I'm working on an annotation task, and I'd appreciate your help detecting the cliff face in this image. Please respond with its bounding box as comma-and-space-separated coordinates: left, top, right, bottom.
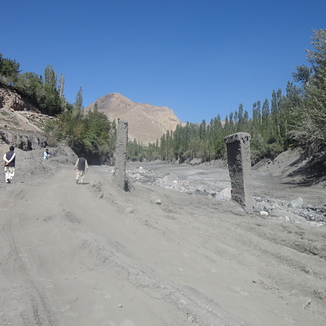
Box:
0, 84, 51, 149
85, 93, 182, 145
0, 82, 39, 112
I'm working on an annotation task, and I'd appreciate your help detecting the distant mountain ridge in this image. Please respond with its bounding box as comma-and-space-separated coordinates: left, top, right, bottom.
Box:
84, 93, 182, 145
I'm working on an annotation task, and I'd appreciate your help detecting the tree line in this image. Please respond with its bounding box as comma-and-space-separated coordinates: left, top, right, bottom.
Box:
128, 29, 326, 166
1, 29, 326, 165
134, 84, 299, 164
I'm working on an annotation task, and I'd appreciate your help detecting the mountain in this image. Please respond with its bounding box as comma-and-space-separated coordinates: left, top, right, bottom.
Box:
84, 93, 182, 145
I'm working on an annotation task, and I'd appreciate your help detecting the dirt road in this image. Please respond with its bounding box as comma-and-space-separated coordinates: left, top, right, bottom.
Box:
0, 152, 325, 325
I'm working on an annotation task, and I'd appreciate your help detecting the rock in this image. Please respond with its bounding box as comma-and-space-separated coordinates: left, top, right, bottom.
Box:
216, 188, 232, 201
189, 158, 202, 165
0, 84, 39, 112
0, 129, 48, 150
150, 197, 162, 205
303, 298, 312, 310
289, 197, 304, 208
126, 163, 326, 224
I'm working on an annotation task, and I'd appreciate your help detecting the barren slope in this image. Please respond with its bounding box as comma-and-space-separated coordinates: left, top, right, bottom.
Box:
85, 93, 182, 144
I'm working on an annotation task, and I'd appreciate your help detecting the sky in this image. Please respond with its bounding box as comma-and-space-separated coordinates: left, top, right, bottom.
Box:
1, 0, 326, 123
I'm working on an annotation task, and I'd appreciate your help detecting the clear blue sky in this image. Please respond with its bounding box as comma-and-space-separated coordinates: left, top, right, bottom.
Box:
2, 0, 325, 123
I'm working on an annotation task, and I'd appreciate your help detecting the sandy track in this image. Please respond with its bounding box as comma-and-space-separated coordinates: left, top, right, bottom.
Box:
0, 159, 326, 326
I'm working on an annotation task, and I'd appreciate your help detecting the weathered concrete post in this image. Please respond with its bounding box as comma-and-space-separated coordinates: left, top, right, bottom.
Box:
224, 132, 253, 213
114, 119, 128, 191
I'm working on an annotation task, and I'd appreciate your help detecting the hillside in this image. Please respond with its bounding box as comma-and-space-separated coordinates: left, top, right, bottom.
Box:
85, 93, 183, 145
0, 84, 54, 149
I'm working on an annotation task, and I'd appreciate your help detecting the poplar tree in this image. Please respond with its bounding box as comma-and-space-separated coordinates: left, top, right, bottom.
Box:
44, 65, 57, 89
261, 99, 270, 127
74, 87, 84, 110
58, 73, 65, 98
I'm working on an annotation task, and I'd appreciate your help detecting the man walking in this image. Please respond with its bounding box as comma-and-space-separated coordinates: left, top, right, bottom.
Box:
3, 146, 16, 183
74, 155, 88, 184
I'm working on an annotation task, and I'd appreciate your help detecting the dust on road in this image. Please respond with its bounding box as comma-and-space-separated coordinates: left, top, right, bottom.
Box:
0, 149, 325, 326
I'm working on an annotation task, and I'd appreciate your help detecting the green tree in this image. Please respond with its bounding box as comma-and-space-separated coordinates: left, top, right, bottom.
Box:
237, 104, 244, 130
74, 87, 83, 110
44, 65, 57, 90
45, 107, 114, 163
41, 65, 63, 115
15, 72, 43, 100
58, 73, 65, 98
292, 65, 311, 86
0, 53, 20, 84
261, 99, 270, 128
291, 29, 326, 156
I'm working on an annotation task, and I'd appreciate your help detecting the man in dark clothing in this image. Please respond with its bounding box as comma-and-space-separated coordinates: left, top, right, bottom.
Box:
3, 146, 16, 183
74, 155, 88, 184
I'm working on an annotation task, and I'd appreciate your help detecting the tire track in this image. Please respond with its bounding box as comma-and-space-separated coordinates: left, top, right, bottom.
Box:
1, 187, 56, 326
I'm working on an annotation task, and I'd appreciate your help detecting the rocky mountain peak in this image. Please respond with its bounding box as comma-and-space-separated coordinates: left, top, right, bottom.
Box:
85, 93, 183, 145
95, 93, 134, 111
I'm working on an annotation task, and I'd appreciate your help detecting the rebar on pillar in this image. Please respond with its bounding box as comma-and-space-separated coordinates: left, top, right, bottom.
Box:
114, 119, 128, 191
224, 132, 253, 213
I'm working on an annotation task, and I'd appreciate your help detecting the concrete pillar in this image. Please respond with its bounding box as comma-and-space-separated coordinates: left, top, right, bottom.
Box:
224, 132, 253, 213
114, 119, 128, 191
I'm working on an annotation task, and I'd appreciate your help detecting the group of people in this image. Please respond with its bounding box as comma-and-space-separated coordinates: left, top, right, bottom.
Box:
3, 146, 89, 185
